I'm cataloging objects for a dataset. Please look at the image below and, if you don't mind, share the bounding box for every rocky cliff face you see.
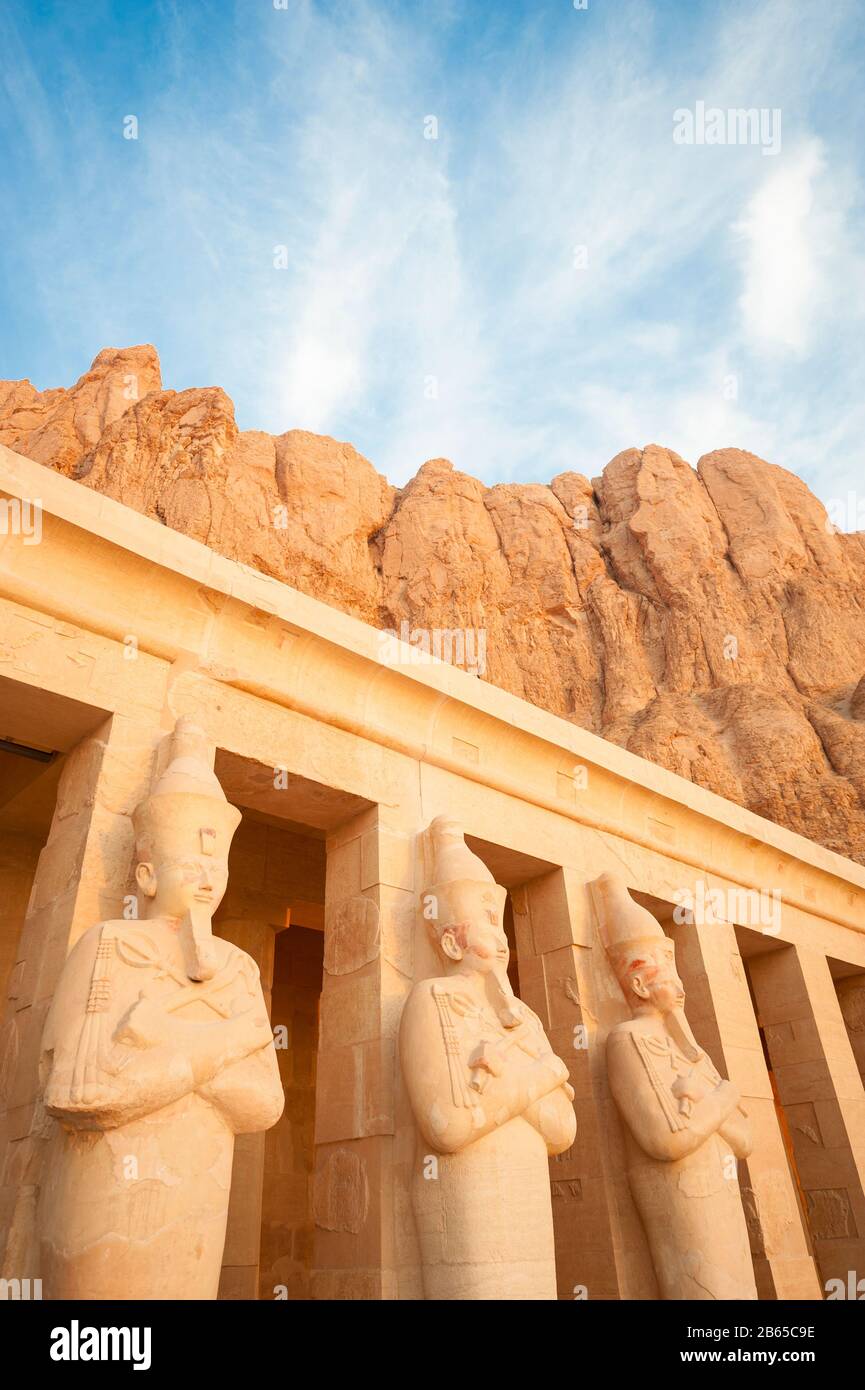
[3,346,864,864]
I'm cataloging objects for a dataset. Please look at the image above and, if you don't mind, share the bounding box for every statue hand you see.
[469,1038,505,1080]
[527,1053,570,1102]
[672,1067,709,1108]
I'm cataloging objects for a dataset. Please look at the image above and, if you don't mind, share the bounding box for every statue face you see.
[630,939,685,1014]
[136,850,229,919]
[440,882,508,975]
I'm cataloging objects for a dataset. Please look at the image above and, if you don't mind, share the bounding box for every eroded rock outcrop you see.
[4,346,864,863]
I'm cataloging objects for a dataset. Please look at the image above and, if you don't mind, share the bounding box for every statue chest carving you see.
[43,921,261,1124]
[629,1030,724,1134]
[429,983,549,1110]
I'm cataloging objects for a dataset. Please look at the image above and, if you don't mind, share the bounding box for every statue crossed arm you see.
[40,924,279,1134]
[606,1028,745,1164]
[400,979,571,1155]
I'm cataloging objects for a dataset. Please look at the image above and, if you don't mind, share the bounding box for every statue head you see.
[132,718,241,979]
[422,817,509,977]
[591,873,684,1016]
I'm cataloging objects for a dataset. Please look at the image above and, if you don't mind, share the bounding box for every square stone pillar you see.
[836,974,865,1088]
[748,944,865,1291]
[214,917,282,1300]
[674,917,823,1299]
[260,923,323,1299]
[0,711,158,1280]
[511,868,625,1300]
[311,805,419,1300]
[0,834,41,1008]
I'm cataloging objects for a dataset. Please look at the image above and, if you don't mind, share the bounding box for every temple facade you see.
[1,439,864,1301]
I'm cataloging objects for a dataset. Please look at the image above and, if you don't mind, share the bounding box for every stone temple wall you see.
[0,441,864,1302]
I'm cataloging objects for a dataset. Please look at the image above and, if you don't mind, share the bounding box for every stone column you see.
[511,868,627,1300]
[836,974,865,1088]
[260,923,322,1299]
[0,711,158,1279]
[214,917,281,1300]
[748,944,865,1291]
[0,834,41,1008]
[673,917,823,1298]
[311,805,420,1300]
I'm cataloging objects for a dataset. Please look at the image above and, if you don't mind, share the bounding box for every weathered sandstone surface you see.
[3,346,864,863]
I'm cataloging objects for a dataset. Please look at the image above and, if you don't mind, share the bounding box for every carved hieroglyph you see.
[400,817,576,1299]
[36,719,284,1299]
[591,872,757,1300]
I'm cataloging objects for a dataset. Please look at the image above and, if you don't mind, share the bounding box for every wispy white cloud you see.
[734,141,825,353]
[2,0,863,519]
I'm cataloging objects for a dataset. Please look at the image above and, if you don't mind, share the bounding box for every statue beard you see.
[487,964,522,1028]
[664,1000,746,1121]
[664,1004,703,1064]
[180,902,218,981]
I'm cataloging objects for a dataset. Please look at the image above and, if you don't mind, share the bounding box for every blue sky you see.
[1,0,863,518]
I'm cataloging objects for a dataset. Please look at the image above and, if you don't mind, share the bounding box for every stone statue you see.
[400,816,576,1300]
[591,872,757,1300]
[36,718,284,1299]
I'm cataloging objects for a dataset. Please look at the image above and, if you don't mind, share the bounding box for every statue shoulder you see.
[42,922,122,1044]
[73,918,124,945]
[606,1019,642,1048]
[407,977,476,1011]
[405,976,445,1014]
[212,936,255,970]
[401,977,477,1041]
[57,919,123,971]
[606,1023,657,1080]
[216,940,266,994]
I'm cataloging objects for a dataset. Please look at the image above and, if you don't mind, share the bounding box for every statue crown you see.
[422,817,507,941]
[132,717,241,861]
[590,873,671,992]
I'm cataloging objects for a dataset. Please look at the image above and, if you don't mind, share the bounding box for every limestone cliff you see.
[3,346,864,863]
